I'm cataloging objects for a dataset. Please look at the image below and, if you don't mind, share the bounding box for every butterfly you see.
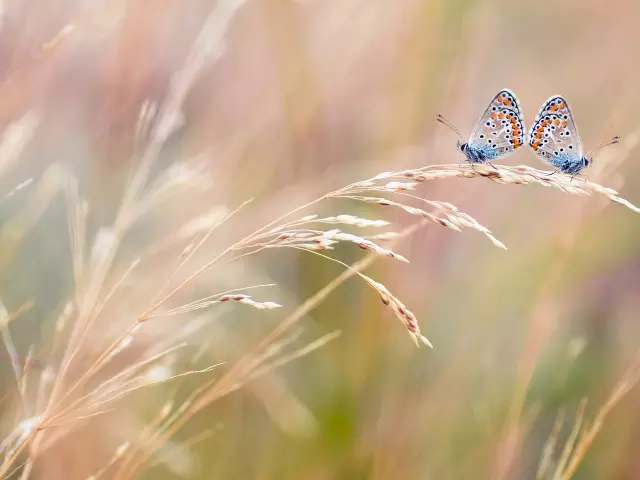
[527,95,619,176]
[437,89,526,165]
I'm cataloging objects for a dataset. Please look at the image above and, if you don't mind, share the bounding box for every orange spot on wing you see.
[554,119,561,125]
[562,121,567,127]
[498,112,505,119]
[491,113,498,119]
[514,139,522,147]
[559,102,565,109]
[534,133,542,139]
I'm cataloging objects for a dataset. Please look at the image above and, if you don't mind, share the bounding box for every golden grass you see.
[5,157,638,478]
[0,1,639,479]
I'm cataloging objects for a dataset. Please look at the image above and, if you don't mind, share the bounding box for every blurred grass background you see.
[1,0,640,478]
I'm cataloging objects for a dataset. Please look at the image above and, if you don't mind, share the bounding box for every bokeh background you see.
[1,0,640,478]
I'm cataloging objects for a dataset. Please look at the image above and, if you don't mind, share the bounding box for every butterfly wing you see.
[528,95,584,170]
[467,89,526,159]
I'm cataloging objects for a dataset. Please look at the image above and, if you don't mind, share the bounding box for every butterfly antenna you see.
[436,114,464,141]
[586,136,620,156]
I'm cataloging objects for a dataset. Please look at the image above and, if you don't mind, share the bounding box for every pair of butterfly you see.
[437,89,619,176]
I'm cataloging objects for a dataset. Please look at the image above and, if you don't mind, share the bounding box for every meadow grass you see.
[0,1,640,479]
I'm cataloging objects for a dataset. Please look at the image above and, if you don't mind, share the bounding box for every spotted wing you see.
[527,95,583,165]
[467,89,526,158]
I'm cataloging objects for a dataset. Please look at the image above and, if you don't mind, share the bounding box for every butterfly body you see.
[459,141,503,163]
[438,89,526,165]
[545,151,590,174]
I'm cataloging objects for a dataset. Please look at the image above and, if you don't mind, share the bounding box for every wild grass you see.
[0,1,639,479]
[1,151,639,478]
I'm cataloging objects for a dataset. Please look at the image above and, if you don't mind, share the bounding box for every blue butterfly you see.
[528,95,619,175]
[438,89,526,165]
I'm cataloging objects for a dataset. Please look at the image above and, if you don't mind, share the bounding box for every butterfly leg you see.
[569,173,587,183]
[545,168,561,177]
[463,159,476,172]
